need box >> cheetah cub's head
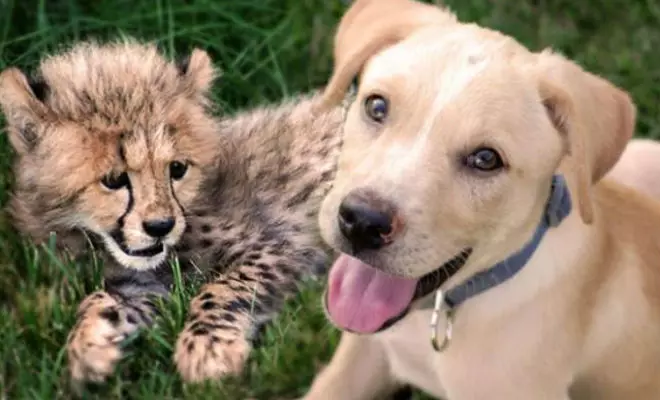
[0,40,224,270]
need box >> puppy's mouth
[324,248,472,334]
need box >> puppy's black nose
[338,189,400,251]
[143,218,175,238]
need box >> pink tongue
[327,253,418,333]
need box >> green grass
[1,0,659,398]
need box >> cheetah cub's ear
[0,68,50,154]
[176,48,218,96]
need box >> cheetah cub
[0,40,345,386]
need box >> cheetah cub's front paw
[66,292,130,386]
[174,327,252,382]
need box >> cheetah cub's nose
[142,218,176,238]
[338,188,403,252]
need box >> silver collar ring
[430,289,454,352]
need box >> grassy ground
[1,0,659,399]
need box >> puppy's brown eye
[364,94,388,123]
[465,148,504,172]
[169,161,188,180]
[101,172,129,190]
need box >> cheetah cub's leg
[67,268,168,387]
[175,242,325,382]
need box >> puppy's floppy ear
[176,48,218,95]
[0,67,51,154]
[319,0,457,110]
[535,50,636,224]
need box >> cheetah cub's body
[0,40,344,384]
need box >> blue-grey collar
[443,174,573,309]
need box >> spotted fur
[0,39,346,386]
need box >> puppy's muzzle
[338,188,403,251]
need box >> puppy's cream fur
[607,138,660,201]
[304,1,660,399]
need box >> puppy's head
[319,0,636,334]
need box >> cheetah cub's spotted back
[0,39,346,386]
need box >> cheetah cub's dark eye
[364,94,388,123]
[101,172,129,190]
[170,161,188,180]
[465,148,504,172]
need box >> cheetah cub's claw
[174,328,252,382]
[66,292,132,388]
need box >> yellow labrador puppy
[304,0,660,399]
[608,138,660,201]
